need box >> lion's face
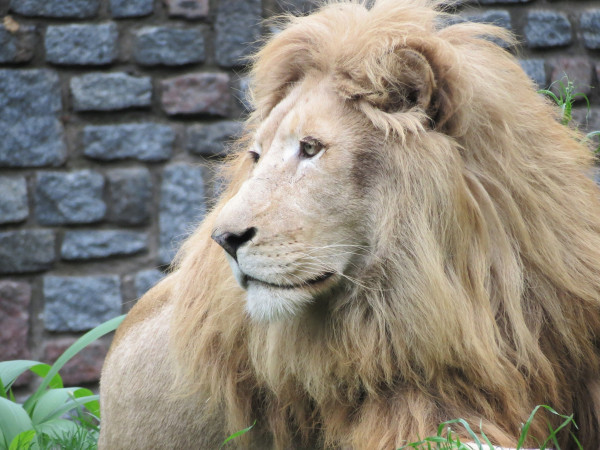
[212,77,375,321]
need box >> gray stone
[71,73,152,111]
[35,170,106,225]
[107,168,152,225]
[0,281,31,360]
[187,121,243,156]
[238,76,252,111]
[581,10,600,50]
[277,0,317,14]
[519,59,546,88]
[464,10,511,29]
[0,230,55,274]
[524,11,572,49]
[159,163,205,264]
[110,0,153,18]
[61,230,148,260]
[134,27,205,66]
[83,123,174,162]
[215,0,262,68]
[0,70,66,167]
[166,0,209,18]
[43,275,122,332]
[0,23,35,63]
[10,0,99,18]
[134,269,164,298]
[45,23,118,65]
[0,177,28,224]
[463,10,511,47]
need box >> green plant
[0,315,125,450]
[397,405,582,450]
[539,77,600,153]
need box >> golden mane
[170,0,600,447]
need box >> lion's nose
[211,227,257,261]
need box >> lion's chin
[245,282,315,322]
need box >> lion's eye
[248,150,260,163]
[299,137,324,158]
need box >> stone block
[134,26,205,66]
[71,73,152,111]
[35,170,106,225]
[45,23,118,66]
[83,123,174,162]
[110,0,153,18]
[581,10,600,50]
[166,0,209,18]
[43,275,122,332]
[571,107,600,134]
[107,168,152,225]
[61,230,148,260]
[519,59,546,88]
[0,281,31,360]
[159,163,205,264]
[215,0,262,68]
[464,10,511,29]
[463,10,511,47]
[550,58,594,97]
[161,72,230,116]
[524,11,572,49]
[0,177,28,224]
[10,0,99,18]
[0,230,55,274]
[278,0,317,14]
[43,338,109,386]
[134,269,165,298]
[0,69,66,167]
[238,76,252,111]
[0,22,35,63]
[186,121,243,156]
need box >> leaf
[0,361,47,391]
[29,365,63,390]
[0,397,33,450]
[220,421,256,448]
[8,429,35,450]
[24,315,125,414]
[31,388,79,425]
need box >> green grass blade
[220,421,256,448]
[25,315,125,413]
[436,419,482,449]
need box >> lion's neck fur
[169,0,600,448]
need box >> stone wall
[0,0,599,389]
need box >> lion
[99,0,600,448]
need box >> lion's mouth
[244,271,335,290]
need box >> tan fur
[100,1,600,448]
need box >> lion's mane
[169,0,600,447]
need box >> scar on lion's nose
[211,227,257,261]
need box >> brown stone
[43,338,110,386]
[0,280,31,361]
[550,57,594,97]
[160,72,231,116]
[165,0,209,19]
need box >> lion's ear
[336,48,442,126]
